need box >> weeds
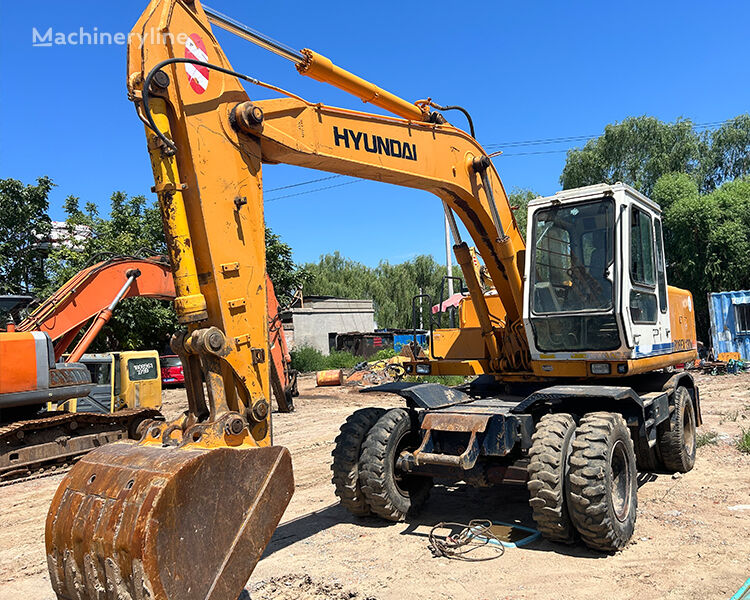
[290,346,360,372]
[326,350,362,369]
[720,410,741,424]
[696,431,719,448]
[373,348,398,360]
[736,428,750,454]
[289,345,468,388]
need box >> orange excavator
[44,1,700,598]
[17,255,296,411]
[0,257,172,480]
[0,255,296,480]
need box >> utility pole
[418,287,423,330]
[444,212,454,298]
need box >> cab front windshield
[531,199,614,314]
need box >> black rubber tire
[658,386,697,473]
[359,408,432,521]
[331,407,386,516]
[527,413,578,544]
[567,412,638,552]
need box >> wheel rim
[393,429,416,498]
[683,400,696,455]
[610,440,632,522]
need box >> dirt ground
[1,372,748,600]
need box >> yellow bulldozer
[44,2,701,599]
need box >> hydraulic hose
[141,57,262,154]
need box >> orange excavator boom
[16,256,295,409]
[18,256,174,360]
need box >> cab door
[622,200,671,358]
[76,354,115,413]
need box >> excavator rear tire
[359,408,432,521]
[567,412,637,552]
[527,413,578,544]
[658,386,696,473]
[331,407,386,516]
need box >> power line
[484,134,597,149]
[484,119,732,150]
[261,118,738,198]
[265,175,342,192]
[499,148,571,157]
[265,178,360,202]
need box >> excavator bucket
[45,440,293,600]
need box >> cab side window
[654,218,668,313]
[630,207,657,323]
[630,207,655,285]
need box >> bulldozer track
[0,408,162,484]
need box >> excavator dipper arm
[46,1,526,599]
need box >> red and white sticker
[184,33,209,94]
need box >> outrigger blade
[45,441,293,600]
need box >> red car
[160,355,184,386]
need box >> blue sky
[2,1,748,267]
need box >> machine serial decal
[333,126,418,161]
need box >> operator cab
[523,183,677,374]
[55,351,162,413]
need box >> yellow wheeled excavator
[46,1,701,599]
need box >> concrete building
[281,296,375,355]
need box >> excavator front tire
[567,412,637,552]
[527,413,578,544]
[331,407,386,516]
[359,408,432,521]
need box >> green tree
[559,113,750,342]
[560,116,701,195]
[651,172,699,212]
[303,251,376,300]
[264,227,308,305]
[303,252,460,329]
[45,194,306,351]
[45,192,175,352]
[0,177,53,294]
[661,176,750,338]
[699,114,750,191]
[508,188,537,239]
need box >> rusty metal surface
[420,412,490,433]
[46,441,294,600]
[49,364,92,388]
[410,412,490,471]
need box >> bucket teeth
[46,441,294,600]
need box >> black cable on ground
[428,520,505,561]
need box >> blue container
[393,333,427,352]
[708,290,750,360]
